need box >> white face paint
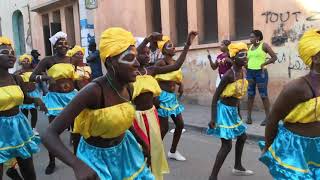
[118,49,136,65]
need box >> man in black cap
[31,49,41,68]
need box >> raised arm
[137,32,163,53]
[208,55,218,70]
[152,31,198,75]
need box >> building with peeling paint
[1,0,320,109]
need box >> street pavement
[4,111,272,180]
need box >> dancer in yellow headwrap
[259,29,320,180]
[41,27,155,180]
[15,54,42,136]
[132,31,197,180]
[68,45,92,90]
[0,37,47,180]
[67,45,92,154]
[154,33,197,162]
[207,42,254,180]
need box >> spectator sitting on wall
[86,41,103,79]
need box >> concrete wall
[0,0,32,53]
[180,0,320,108]
[90,0,320,109]
[0,0,33,72]
[2,0,319,109]
[29,0,81,57]
[92,0,148,44]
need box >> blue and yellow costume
[19,71,42,110]
[155,36,184,118]
[133,74,169,180]
[43,63,77,116]
[0,37,40,163]
[67,45,92,87]
[207,43,249,140]
[155,70,184,117]
[260,29,320,180]
[73,27,154,180]
[0,85,40,163]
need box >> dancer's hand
[147,32,163,42]
[207,54,212,61]
[260,63,266,70]
[73,161,99,180]
[186,31,198,46]
[209,120,215,128]
[207,50,212,60]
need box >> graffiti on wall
[274,36,310,77]
[261,10,319,78]
[306,12,320,21]
[263,11,319,47]
[271,22,314,47]
[262,11,301,24]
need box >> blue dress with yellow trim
[207,79,248,140]
[0,85,40,163]
[73,102,155,180]
[155,69,184,117]
[260,97,320,180]
[43,63,77,116]
[19,72,42,110]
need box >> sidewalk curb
[169,122,264,142]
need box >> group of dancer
[0,26,319,180]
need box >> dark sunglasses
[165,43,174,49]
[237,52,247,59]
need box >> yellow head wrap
[298,29,320,67]
[157,36,170,53]
[19,54,33,63]
[99,27,136,63]
[228,42,248,57]
[0,36,13,46]
[66,45,85,57]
